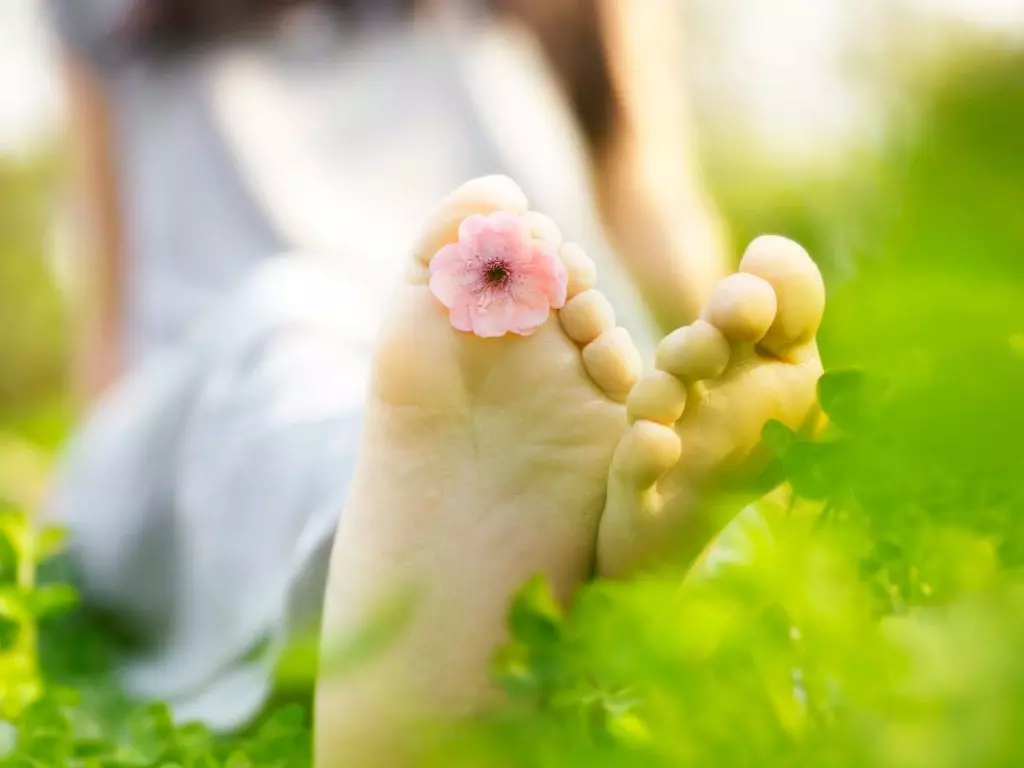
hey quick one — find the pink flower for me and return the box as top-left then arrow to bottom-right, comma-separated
429,211 -> 569,337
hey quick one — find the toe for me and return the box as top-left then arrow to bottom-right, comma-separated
412,176 -> 529,268
703,273 -> 778,344
582,327 -> 642,403
655,320 -> 731,383
560,289 -> 615,345
739,235 -> 825,360
627,371 -> 687,426
525,211 -> 563,246
559,242 -> 598,300
610,420 -> 682,490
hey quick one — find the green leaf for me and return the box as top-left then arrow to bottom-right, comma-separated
2,758 -> 41,768
24,584 -> 77,619
17,733 -> 71,764
0,616 -> 19,652
762,420 -> 797,459
175,722 -> 213,754
319,586 -> 417,681
784,440 -> 850,500
17,700 -> 71,740
252,703 -> 308,751
0,530 -> 18,586
817,369 -> 889,433
34,527 -> 68,563
186,753 -> 220,768
126,703 -> 177,763
273,635 -> 319,688
71,738 -> 114,759
606,710 -> 652,747
507,575 -> 563,648
47,687 -> 81,708
492,643 -> 540,699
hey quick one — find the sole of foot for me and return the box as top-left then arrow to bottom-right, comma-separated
315,176 -> 641,766
598,235 -> 826,577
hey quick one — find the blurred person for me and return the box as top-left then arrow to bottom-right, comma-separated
47,0 -> 730,730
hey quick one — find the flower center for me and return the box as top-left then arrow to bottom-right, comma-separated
483,260 -> 511,286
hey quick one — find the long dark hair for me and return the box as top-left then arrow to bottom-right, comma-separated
123,0 -> 621,156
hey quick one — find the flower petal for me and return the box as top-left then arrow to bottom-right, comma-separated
430,241 -> 468,275
458,214 -> 490,246
449,301 -> 475,333
516,241 -> 568,309
429,244 -> 474,307
507,292 -> 552,336
470,297 -> 519,338
477,212 -> 532,265
434,212 -> 567,337
487,210 -> 531,238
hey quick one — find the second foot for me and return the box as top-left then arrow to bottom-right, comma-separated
598,235 -> 826,577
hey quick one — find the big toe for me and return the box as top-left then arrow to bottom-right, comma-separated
411,175 -> 529,279
738,235 -> 825,361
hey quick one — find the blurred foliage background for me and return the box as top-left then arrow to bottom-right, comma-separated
0,24 -> 1022,768
0,152 -> 69,512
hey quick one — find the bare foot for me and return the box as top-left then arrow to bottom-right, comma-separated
315,176 -> 641,765
598,235 -> 826,577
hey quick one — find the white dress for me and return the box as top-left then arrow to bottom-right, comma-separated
47,3 -> 658,732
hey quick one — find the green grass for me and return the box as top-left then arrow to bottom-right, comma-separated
1,48 -> 1023,767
